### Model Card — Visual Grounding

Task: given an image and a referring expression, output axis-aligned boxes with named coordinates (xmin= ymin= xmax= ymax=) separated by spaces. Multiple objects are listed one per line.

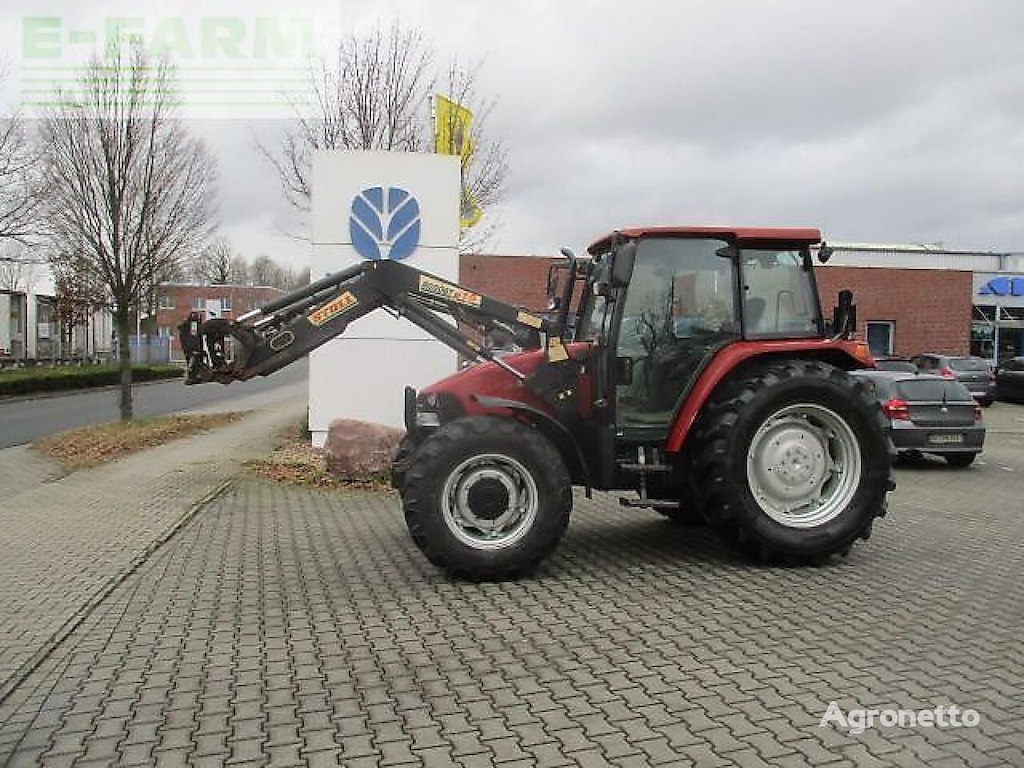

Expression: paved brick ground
xmin=0 ymin=385 xmax=307 ymax=698
xmin=0 ymin=403 xmax=1021 ymax=767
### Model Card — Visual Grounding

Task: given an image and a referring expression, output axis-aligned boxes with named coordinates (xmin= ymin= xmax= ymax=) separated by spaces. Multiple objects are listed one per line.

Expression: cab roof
xmin=587 ymin=226 xmax=822 ymax=254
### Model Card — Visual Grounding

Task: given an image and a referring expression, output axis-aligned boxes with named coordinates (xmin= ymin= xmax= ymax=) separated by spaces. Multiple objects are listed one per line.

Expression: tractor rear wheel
xmin=401 ymin=416 xmax=572 ymax=580
xmin=694 ymin=360 xmax=893 ymax=562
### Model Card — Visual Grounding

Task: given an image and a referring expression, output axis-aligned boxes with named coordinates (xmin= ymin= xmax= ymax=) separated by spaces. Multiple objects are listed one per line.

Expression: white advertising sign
xmin=309 ymin=150 xmax=461 ymax=442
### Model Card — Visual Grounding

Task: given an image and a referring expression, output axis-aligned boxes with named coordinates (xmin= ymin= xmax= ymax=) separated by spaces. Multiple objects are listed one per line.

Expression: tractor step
xmin=619 ymin=497 xmax=679 ymax=511
xmin=618 ymin=463 xmax=672 ymax=474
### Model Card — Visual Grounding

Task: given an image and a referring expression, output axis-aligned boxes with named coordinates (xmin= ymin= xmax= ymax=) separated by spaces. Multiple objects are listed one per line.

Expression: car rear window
xmin=894 ymin=379 xmax=972 ymax=401
xmin=876 ymin=360 xmax=917 ymax=373
xmin=949 ymin=357 xmax=989 ymax=371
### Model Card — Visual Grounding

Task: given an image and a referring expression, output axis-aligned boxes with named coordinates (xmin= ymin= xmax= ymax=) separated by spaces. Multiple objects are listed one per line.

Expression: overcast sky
xmin=6 ymin=1 xmax=1024 ymax=269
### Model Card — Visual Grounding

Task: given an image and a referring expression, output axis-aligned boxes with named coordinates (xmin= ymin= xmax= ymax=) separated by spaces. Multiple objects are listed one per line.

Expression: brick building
xmin=814 ymin=265 xmax=972 ymax=358
xmin=459 ymin=242 xmax=1022 ymax=362
xmin=155 ymin=283 xmax=285 ymax=361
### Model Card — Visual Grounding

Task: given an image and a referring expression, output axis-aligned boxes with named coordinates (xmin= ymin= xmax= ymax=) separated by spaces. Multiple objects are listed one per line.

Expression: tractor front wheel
xmin=401 ymin=416 xmax=572 ymax=580
xmin=389 ymin=433 xmax=420 ymax=493
xmin=695 ymin=360 xmax=893 ymax=562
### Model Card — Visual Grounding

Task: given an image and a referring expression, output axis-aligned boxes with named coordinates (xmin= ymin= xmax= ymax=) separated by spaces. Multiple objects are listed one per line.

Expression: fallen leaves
xmin=244 ymin=421 xmax=392 ymax=491
xmin=33 ymin=412 xmax=247 ymax=469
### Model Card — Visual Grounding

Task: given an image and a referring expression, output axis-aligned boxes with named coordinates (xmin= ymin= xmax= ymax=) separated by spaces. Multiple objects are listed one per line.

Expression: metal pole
xmin=993 ymin=302 xmax=1001 ymax=366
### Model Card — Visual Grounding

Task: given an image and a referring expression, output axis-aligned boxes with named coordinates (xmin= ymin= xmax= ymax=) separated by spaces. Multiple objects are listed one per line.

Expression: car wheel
xmin=944 ymin=452 xmax=977 ymax=468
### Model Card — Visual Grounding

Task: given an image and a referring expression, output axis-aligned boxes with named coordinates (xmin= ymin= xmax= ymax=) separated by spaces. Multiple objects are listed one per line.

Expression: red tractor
xmin=181 ymin=226 xmax=894 ymax=581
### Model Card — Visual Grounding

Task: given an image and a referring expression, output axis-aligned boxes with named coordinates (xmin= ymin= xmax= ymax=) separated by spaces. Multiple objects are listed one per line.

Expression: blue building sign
xmin=977 ymin=275 xmax=1024 ymax=298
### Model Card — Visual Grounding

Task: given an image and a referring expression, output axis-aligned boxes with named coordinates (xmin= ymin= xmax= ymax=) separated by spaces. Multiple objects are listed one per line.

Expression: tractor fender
xmin=472 ymin=395 xmax=591 ymax=494
xmin=665 ymin=340 xmax=873 ymax=455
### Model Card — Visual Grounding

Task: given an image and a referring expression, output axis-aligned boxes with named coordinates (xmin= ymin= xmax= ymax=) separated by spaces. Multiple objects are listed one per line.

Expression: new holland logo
xmin=350 ymin=186 xmax=421 ymax=261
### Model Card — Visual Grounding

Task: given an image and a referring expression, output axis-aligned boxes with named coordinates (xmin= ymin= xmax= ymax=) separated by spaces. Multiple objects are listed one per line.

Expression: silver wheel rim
xmin=441 ymin=453 xmax=539 ymax=550
xmin=746 ymin=403 xmax=861 ymax=528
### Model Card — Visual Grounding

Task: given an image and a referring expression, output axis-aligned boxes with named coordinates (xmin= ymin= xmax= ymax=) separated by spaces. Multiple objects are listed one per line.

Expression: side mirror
xmin=611 ymin=242 xmax=636 ymax=287
xmin=818 ymin=241 xmax=834 ymax=263
xmin=831 ymin=289 xmax=856 ymax=340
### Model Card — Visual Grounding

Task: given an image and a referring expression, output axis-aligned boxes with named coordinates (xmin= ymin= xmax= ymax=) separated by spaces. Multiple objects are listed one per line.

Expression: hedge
xmin=0 ymin=363 xmax=184 ymax=397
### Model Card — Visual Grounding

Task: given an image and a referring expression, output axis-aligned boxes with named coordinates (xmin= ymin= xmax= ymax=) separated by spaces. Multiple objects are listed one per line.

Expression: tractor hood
xmin=420 ymin=343 xmax=593 ymax=420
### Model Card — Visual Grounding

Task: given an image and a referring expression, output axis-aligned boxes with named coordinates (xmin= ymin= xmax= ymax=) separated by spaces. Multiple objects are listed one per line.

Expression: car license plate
xmin=929 ymin=434 xmax=964 ymax=444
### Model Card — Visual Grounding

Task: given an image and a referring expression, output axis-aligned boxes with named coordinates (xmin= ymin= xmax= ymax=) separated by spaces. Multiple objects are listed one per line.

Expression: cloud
xmin=51 ymin=0 xmax=1021 ymax=260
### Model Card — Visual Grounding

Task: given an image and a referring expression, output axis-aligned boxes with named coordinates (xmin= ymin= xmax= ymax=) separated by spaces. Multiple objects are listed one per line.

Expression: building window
xmin=221 ymin=295 xmax=232 ymax=310
xmin=158 ymin=294 xmax=174 ymax=309
xmin=866 ymin=321 xmax=895 ymax=356
xmin=192 ymin=295 xmax=204 ymax=310
xmin=158 ymin=325 xmax=172 ymax=338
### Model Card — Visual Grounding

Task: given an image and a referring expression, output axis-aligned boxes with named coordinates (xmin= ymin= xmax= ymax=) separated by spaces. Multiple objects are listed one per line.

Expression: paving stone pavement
xmin=0 ymin=383 xmax=308 ymax=700
xmin=0 ymin=402 xmax=1022 ymax=767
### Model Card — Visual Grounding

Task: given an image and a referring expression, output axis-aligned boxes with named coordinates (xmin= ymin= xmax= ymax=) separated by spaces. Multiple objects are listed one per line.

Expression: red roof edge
xmin=588 ymin=226 xmax=822 ymax=254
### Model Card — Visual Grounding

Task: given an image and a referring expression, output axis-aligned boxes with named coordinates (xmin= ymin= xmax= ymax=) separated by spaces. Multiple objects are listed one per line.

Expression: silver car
xmin=852 ymin=370 xmax=985 ymax=467
xmin=909 ymin=353 xmax=996 ymax=406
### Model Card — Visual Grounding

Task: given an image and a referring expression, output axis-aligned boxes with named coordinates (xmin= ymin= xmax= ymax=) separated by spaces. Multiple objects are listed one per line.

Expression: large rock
xmin=324 ymin=419 xmax=404 ymax=480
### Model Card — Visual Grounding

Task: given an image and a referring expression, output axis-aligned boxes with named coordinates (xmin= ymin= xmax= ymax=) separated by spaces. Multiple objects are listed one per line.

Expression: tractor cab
xmin=565 ymin=228 xmax=828 ymax=443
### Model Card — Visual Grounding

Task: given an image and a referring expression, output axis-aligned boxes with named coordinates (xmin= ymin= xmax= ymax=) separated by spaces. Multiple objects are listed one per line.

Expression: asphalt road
xmin=0 ymin=359 xmax=309 ymax=448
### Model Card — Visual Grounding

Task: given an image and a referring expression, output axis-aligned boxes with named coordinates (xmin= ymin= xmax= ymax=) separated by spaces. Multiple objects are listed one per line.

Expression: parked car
xmin=995 ymin=357 xmax=1024 ymax=403
xmin=909 ymin=353 xmax=996 ymax=406
xmin=852 ymin=370 xmax=985 ymax=467
xmin=873 ymin=356 xmax=918 ymax=373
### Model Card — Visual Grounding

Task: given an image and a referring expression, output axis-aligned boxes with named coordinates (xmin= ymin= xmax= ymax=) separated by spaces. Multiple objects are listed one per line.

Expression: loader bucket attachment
xmin=178 ymin=312 xmax=260 ymax=384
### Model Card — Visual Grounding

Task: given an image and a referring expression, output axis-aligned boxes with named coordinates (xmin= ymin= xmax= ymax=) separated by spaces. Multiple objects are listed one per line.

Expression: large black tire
xmin=401 ymin=416 xmax=572 ymax=581
xmin=693 ymin=360 xmax=894 ymax=563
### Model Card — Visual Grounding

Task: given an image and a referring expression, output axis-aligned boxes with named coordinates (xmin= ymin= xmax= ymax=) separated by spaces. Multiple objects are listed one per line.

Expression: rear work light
xmin=883 ymin=398 xmax=911 ymax=420
xmin=974 ymin=402 xmax=983 ymax=421
xmin=938 ymin=367 xmax=956 ymax=379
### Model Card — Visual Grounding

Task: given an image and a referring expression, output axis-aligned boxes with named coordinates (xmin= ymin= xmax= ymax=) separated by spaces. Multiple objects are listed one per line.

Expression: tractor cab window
xmin=739 ymin=250 xmax=821 ymax=337
xmin=615 ymin=237 xmax=738 ymax=432
xmin=577 ymin=256 xmax=612 ymax=344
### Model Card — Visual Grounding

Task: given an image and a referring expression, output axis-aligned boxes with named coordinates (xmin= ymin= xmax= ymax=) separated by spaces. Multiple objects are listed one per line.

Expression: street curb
xmin=0 ymin=375 xmax=183 ymax=405
xmin=0 ymin=479 xmax=234 ymax=706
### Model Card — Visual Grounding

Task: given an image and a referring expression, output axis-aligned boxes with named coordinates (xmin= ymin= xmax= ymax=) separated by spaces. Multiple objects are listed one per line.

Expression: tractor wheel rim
xmin=442 ymin=453 xmax=539 ymax=550
xmin=746 ymin=403 xmax=861 ymax=528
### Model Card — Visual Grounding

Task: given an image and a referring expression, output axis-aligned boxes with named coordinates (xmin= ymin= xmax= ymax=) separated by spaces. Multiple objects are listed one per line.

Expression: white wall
xmin=0 ymin=294 xmax=10 ymax=354
xmin=309 ymin=150 xmax=461 ymax=444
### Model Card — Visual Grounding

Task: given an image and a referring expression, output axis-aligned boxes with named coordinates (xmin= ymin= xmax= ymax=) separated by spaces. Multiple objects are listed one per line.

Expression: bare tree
xmin=0 ymin=73 xmax=42 ymax=243
xmin=249 ymin=254 xmax=286 ymax=287
xmin=438 ymin=59 xmax=509 ymax=252
xmin=39 ymin=46 xmax=217 ymax=419
xmin=0 ymin=242 xmax=42 ymax=292
xmin=260 ymin=21 xmax=507 ymax=248
xmin=189 ymin=237 xmax=248 ymax=285
xmin=286 ymin=265 xmax=311 ymax=290
xmin=51 ymin=249 xmax=107 ymax=358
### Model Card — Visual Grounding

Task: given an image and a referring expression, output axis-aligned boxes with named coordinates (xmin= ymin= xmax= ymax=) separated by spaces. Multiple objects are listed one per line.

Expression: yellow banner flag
xmin=435 ymin=94 xmax=473 ymax=160
xmin=435 ymin=94 xmax=481 ymax=227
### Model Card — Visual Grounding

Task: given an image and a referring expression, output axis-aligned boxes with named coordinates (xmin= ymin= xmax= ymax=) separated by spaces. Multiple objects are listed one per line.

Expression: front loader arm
xmin=178 ymin=260 xmax=565 ymax=385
